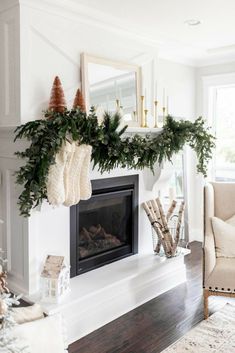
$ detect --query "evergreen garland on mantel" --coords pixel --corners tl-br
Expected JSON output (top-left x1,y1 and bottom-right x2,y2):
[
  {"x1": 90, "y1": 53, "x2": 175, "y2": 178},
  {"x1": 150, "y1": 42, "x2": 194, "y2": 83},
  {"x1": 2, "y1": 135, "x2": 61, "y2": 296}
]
[{"x1": 14, "y1": 108, "x2": 215, "y2": 217}]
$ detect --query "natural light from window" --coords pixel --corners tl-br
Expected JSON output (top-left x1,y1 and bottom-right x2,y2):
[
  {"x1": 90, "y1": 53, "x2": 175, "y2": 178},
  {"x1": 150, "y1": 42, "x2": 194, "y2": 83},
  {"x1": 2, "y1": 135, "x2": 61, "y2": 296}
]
[{"x1": 213, "y1": 85, "x2": 235, "y2": 181}]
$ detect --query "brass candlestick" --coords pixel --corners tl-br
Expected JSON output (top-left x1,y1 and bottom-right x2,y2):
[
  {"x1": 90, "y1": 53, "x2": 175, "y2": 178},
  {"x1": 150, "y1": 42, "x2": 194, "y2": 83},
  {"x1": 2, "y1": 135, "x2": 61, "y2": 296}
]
[
  {"x1": 144, "y1": 109, "x2": 148, "y2": 128},
  {"x1": 133, "y1": 110, "x2": 137, "y2": 122},
  {"x1": 154, "y1": 100, "x2": 158, "y2": 128},
  {"x1": 116, "y1": 99, "x2": 120, "y2": 111},
  {"x1": 140, "y1": 96, "x2": 147, "y2": 127},
  {"x1": 162, "y1": 106, "x2": 166, "y2": 125}
]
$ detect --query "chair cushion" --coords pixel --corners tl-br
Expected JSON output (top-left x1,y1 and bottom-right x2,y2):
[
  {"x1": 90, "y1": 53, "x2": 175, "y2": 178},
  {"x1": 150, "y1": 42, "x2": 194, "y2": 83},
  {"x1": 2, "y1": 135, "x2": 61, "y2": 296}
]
[
  {"x1": 211, "y1": 216, "x2": 235, "y2": 257},
  {"x1": 205, "y1": 257, "x2": 235, "y2": 291}
]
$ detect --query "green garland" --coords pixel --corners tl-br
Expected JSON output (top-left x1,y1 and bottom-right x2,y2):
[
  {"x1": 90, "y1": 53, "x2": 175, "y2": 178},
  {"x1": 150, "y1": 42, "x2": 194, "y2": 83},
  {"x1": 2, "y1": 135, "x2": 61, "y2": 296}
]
[{"x1": 14, "y1": 108, "x2": 215, "y2": 217}]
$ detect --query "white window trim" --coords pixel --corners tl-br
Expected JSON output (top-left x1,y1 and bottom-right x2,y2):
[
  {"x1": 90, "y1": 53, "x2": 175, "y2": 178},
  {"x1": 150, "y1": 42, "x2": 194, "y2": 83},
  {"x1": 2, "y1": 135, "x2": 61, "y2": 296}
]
[
  {"x1": 202, "y1": 72, "x2": 235, "y2": 122},
  {"x1": 202, "y1": 72, "x2": 235, "y2": 181}
]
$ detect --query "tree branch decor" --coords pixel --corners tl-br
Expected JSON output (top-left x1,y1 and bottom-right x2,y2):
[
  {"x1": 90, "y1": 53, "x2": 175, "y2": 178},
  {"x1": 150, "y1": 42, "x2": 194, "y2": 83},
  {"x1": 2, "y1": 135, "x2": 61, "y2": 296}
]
[
  {"x1": 14, "y1": 108, "x2": 215, "y2": 217},
  {"x1": 143, "y1": 198, "x2": 185, "y2": 257}
]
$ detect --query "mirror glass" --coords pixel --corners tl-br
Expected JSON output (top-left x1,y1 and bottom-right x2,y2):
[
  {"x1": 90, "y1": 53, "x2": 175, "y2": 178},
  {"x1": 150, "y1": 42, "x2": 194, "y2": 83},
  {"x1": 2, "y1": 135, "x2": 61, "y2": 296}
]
[{"x1": 82, "y1": 55, "x2": 141, "y2": 126}]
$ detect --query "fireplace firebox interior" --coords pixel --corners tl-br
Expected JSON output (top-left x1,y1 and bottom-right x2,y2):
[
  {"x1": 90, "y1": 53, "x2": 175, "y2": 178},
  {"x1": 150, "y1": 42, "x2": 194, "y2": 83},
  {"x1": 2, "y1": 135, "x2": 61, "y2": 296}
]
[{"x1": 70, "y1": 175, "x2": 139, "y2": 277}]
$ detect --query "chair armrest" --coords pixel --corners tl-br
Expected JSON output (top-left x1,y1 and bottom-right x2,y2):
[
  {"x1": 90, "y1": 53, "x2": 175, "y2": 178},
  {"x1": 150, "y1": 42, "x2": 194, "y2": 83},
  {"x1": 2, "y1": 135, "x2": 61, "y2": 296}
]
[
  {"x1": 203, "y1": 183, "x2": 216, "y2": 287},
  {"x1": 203, "y1": 230, "x2": 216, "y2": 286}
]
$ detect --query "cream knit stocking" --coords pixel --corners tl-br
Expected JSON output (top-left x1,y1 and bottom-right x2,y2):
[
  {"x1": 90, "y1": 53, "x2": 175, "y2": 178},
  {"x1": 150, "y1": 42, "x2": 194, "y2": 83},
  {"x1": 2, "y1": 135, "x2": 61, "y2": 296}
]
[
  {"x1": 80, "y1": 145, "x2": 92, "y2": 200},
  {"x1": 63, "y1": 143, "x2": 87, "y2": 207},
  {"x1": 46, "y1": 141, "x2": 72, "y2": 206}
]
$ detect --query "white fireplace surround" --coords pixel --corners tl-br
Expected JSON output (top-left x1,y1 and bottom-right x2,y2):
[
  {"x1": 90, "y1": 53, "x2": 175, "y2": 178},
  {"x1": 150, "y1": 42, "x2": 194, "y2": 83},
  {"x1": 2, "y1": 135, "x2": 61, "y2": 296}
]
[
  {"x1": 0, "y1": 0, "x2": 194, "y2": 343},
  {"x1": 0, "y1": 125, "x2": 190, "y2": 343}
]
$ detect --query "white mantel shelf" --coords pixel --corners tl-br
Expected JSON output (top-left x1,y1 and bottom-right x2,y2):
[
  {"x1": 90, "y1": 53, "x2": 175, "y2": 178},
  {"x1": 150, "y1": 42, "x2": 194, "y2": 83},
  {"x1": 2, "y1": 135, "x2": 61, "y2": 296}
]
[{"x1": 26, "y1": 248, "x2": 190, "y2": 344}]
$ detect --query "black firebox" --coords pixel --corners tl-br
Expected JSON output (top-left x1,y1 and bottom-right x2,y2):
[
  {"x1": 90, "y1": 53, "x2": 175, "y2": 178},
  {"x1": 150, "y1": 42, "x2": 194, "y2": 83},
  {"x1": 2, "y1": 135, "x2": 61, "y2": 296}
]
[{"x1": 70, "y1": 175, "x2": 139, "y2": 277}]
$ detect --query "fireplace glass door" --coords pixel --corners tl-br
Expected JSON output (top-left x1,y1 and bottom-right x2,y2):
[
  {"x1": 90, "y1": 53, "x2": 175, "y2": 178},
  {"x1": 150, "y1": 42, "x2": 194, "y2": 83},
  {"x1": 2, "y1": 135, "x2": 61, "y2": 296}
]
[
  {"x1": 70, "y1": 175, "x2": 138, "y2": 277},
  {"x1": 79, "y1": 190, "x2": 132, "y2": 259}
]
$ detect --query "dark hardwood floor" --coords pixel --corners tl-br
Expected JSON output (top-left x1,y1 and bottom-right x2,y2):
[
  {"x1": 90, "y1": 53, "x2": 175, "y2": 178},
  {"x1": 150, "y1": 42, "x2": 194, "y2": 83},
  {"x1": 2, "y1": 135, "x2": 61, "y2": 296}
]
[{"x1": 69, "y1": 241, "x2": 234, "y2": 353}]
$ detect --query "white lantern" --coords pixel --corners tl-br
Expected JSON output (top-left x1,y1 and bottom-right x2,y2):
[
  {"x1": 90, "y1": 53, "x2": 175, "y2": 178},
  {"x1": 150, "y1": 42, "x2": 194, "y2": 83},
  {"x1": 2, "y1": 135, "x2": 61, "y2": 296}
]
[{"x1": 40, "y1": 255, "x2": 70, "y2": 303}]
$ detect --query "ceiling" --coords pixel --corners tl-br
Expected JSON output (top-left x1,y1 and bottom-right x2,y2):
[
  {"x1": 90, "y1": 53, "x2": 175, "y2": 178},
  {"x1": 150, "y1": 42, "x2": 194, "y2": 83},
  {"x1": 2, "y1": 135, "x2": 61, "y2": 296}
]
[{"x1": 72, "y1": 0, "x2": 235, "y2": 66}]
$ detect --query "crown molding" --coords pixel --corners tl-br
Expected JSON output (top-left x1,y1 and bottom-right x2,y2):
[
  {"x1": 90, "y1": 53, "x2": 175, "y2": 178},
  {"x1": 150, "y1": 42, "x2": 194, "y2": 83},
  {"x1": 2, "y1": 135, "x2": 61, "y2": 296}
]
[
  {"x1": 158, "y1": 51, "x2": 197, "y2": 67},
  {"x1": 195, "y1": 53, "x2": 235, "y2": 68}
]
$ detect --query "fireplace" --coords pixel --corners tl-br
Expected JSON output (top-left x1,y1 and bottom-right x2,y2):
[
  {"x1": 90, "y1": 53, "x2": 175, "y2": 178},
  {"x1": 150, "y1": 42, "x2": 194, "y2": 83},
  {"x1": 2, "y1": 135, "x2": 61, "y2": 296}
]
[{"x1": 70, "y1": 175, "x2": 139, "y2": 277}]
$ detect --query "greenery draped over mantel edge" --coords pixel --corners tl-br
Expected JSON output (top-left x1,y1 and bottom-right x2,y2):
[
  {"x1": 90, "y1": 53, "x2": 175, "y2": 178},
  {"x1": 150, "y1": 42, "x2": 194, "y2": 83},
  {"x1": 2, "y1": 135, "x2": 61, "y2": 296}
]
[{"x1": 14, "y1": 108, "x2": 215, "y2": 217}]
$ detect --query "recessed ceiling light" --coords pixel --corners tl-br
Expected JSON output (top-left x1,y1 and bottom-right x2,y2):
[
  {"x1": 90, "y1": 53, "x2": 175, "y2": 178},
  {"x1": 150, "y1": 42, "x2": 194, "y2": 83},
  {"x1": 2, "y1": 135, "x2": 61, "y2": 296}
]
[{"x1": 184, "y1": 19, "x2": 201, "y2": 26}]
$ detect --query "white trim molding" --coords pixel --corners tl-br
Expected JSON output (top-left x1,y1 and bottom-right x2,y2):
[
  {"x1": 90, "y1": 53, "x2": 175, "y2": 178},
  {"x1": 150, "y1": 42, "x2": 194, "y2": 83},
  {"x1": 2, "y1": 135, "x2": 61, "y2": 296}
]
[{"x1": 0, "y1": 3, "x2": 21, "y2": 126}]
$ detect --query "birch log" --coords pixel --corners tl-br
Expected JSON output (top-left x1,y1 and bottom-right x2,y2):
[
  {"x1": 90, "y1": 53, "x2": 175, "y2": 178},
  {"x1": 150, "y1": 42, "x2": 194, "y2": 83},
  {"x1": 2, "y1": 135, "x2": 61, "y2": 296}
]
[
  {"x1": 146, "y1": 200, "x2": 156, "y2": 222},
  {"x1": 156, "y1": 198, "x2": 174, "y2": 248},
  {"x1": 166, "y1": 200, "x2": 177, "y2": 221},
  {"x1": 143, "y1": 202, "x2": 163, "y2": 250},
  {"x1": 149, "y1": 200, "x2": 163, "y2": 253},
  {"x1": 172, "y1": 201, "x2": 185, "y2": 255},
  {"x1": 143, "y1": 198, "x2": 185, "y2": 258},
  {"x1": 151, "y1": 199, "x2": 172, "y2": 255},
  {"x1": 142, "y1": 202, "x2": 169, "y2": 255}
]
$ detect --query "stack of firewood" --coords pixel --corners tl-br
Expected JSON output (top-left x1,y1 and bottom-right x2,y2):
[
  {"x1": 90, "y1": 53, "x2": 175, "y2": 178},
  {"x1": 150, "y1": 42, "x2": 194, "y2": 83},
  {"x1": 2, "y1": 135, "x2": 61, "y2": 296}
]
[
  {"x1": 143, "y1": 198, "x2": 185, "y2": 258},
  {"x1": 79, "y1": 225, "x2": 122, "y2": 258}
]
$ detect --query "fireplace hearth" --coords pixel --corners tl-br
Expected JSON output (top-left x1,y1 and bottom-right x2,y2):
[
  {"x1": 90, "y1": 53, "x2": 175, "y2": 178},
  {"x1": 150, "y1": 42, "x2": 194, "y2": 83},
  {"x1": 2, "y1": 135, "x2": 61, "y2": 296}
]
[{"x1": 70, "y1": 175, "x2": 139, "y2": 277}]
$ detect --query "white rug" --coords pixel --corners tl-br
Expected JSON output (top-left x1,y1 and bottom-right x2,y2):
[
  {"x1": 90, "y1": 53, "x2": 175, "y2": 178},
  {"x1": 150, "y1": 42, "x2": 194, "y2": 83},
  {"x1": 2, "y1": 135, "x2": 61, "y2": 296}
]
[{"x1": 162, "y1": 304, "x2": 235, "y2": 352}]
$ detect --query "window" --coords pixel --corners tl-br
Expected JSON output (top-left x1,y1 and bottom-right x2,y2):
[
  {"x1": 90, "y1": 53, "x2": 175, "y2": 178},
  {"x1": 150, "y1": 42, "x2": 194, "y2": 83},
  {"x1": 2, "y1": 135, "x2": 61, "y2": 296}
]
[
  {"x1": 168, "y1": 153, "x2": 185, "y2": 199},
  {"x1": 211, "y1": 85, "x2": 235, "y2": 181},
  {"x1": 163, "y1": 152, "x2": 189, "y2": 245}
]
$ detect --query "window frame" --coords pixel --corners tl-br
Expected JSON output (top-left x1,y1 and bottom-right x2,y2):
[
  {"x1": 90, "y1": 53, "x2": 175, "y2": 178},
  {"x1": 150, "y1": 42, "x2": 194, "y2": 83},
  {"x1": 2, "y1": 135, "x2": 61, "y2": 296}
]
[{"x1": 203, "y1": 72, "x2": 235, "y2": 181}]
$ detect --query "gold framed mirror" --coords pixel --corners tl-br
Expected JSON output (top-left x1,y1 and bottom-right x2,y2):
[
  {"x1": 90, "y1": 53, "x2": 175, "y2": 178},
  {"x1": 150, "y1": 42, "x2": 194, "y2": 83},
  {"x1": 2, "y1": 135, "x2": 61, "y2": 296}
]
[{"x1": 81, "y1": 53, "x2": 141, "y2": 127}]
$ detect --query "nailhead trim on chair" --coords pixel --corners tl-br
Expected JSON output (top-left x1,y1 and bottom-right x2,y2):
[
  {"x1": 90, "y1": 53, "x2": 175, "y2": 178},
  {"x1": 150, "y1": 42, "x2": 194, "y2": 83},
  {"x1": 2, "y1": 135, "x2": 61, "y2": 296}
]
[{"x1": 207, "y1": 287, "x2": 234, "y2": 292}]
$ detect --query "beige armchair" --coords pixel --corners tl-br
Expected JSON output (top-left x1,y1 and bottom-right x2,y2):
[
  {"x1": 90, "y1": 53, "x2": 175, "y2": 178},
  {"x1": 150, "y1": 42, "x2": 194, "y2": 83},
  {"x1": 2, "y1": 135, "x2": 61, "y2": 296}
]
[{"x1": 203, "y1": 182, "x2": 235, "y2": 319}]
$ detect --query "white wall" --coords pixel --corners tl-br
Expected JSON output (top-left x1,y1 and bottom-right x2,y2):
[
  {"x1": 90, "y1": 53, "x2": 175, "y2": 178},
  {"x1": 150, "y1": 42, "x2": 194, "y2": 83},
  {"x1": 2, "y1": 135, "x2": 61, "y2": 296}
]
[
  {"x1": 157, "y1": 58, "x2": 195, "y2": 119},
  {"x1": 194, "y1": 61, "x2": 235, "y2": 242},
  {"x1": 0, "y1": 0, "x2": 197, "y2": 295},
  {"x1": 18, "y1": 4, "x2": 196, "y2": 124}
]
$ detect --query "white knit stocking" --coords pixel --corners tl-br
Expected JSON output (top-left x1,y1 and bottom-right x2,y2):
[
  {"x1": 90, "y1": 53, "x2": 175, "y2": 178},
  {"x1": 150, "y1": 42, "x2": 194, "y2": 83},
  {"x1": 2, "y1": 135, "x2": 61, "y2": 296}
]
[
  {"x1": 80, "y1": 145, "x2": 92, "y2": 200},
  {"x1": 46, "y1": 141, "x2": 72, "y2": 206},
  {"x1": 63, "y1": 144, "x2": 87, "y2": 207}
]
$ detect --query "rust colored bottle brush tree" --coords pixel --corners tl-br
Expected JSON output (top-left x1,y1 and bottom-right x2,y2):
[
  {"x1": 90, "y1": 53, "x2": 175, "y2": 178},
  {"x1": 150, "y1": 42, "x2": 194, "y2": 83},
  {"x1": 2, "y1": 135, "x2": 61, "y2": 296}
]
[{"x1": 48, "y1": 76, "x2": 67, "y2": 113}]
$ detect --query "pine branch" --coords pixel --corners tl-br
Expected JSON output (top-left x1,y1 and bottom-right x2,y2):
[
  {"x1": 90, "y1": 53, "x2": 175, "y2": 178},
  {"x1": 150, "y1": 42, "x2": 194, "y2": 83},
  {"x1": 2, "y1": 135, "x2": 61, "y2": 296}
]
[{"x1": 14, "y1": 110, "x2": 215, "y2": 217}]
